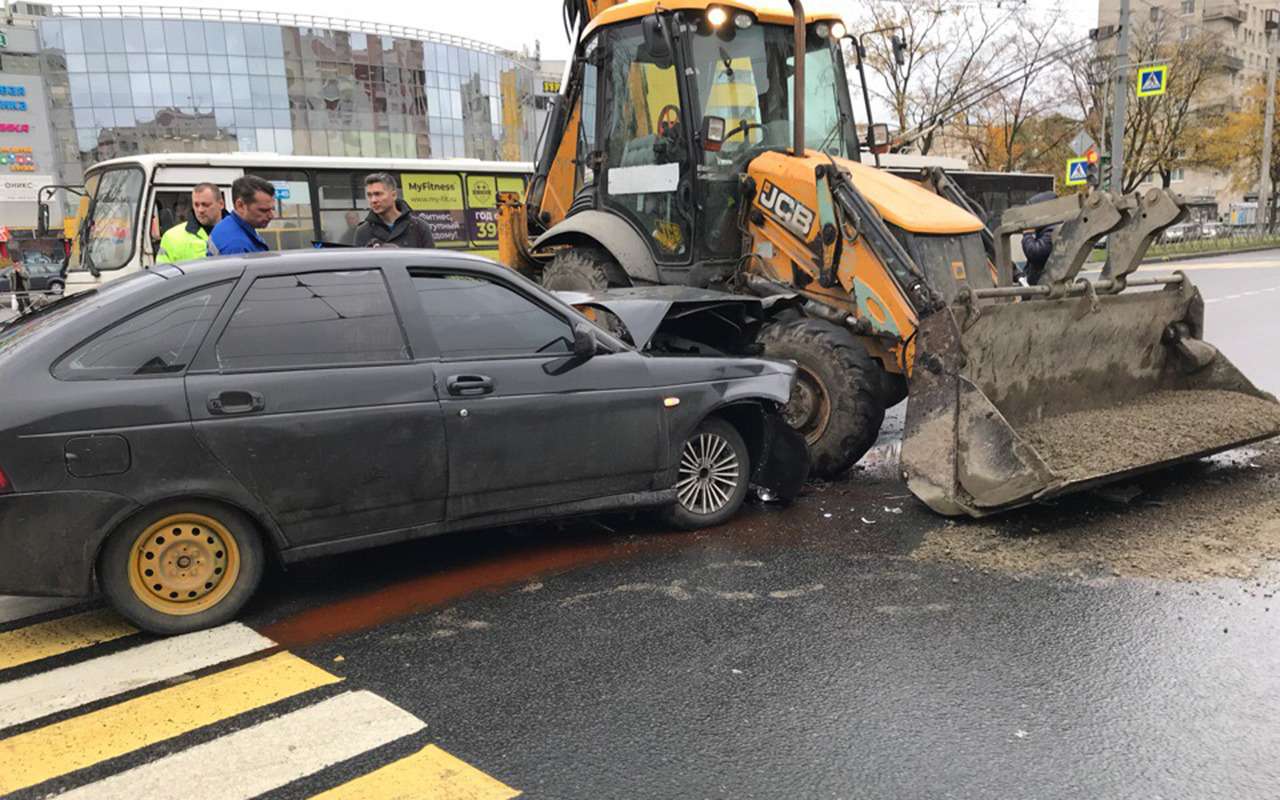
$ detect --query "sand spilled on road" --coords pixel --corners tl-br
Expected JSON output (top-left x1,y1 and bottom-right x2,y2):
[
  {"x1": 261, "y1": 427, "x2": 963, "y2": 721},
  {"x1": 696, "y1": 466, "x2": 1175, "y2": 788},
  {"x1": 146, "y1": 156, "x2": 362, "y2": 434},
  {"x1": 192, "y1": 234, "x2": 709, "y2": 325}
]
[{"x1": 911, "y1": 439, "x2": 1280, "y2": 582}]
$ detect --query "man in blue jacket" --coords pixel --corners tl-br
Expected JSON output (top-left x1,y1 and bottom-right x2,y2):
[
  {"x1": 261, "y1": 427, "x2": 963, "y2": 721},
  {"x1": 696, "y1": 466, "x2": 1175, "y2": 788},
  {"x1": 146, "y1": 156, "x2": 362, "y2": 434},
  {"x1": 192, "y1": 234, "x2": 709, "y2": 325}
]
[{"x1": 208, "y1": 175, "x2": 275, "y2": 256}]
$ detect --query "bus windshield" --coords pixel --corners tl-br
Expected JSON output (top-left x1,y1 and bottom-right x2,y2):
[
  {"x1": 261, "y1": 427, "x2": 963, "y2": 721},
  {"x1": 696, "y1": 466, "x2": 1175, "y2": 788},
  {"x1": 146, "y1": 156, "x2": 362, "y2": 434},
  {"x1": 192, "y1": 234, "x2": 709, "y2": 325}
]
[{"x1": 75, "y1": 167, "x2": 144, "y2": 272}]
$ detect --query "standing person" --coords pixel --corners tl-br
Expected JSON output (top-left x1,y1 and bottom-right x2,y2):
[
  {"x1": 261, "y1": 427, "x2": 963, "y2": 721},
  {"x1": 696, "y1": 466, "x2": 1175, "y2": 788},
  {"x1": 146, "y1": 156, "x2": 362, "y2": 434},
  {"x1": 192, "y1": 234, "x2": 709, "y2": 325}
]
[
  {"x1": 208, "y1": 175, "x2": 276, "y2": 256},
  {"x1": 1020, "y1": 190, "x2": 1057, "y2": 286},
  {"x1": 354, "y1": 173, "x2": 435, "y2": 248},
  {"x1": 157, "y1": 183, "x2": 226, "y2": 264}
]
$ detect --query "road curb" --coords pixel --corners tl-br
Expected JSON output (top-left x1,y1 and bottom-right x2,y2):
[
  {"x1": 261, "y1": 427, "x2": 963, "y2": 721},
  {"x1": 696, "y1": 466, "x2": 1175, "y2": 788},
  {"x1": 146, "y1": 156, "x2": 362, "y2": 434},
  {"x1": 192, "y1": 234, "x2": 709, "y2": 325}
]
[{"x1": 1141, "y1": 243, "x2": 1280, "y2": 264}]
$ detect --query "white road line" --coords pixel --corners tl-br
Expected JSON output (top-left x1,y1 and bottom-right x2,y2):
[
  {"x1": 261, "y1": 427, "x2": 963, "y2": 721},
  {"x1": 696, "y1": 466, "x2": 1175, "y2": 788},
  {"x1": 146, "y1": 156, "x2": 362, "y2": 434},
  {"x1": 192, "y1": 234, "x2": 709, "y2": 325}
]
[
  {"x1": 0, "y1": 623, "x2": 272, "y2": 730},
  {"x1": 57, "y1": 691, "x2": 426, "y2": 800}
]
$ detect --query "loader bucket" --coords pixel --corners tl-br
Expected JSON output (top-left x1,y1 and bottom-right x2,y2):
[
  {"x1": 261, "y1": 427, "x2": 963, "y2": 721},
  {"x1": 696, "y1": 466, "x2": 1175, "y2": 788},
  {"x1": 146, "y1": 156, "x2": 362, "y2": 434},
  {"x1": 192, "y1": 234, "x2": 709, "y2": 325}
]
[{"x1": 901, "y1": 276, "x2": 1280, "y2": 517}]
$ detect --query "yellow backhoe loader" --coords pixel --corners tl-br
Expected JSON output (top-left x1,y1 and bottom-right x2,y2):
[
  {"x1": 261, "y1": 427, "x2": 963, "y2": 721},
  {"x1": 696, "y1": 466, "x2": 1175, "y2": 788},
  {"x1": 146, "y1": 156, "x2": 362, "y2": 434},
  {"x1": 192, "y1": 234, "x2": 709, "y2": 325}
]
[{"x1": 498, "y1": 0, "x2": 1280, "y2": 516}]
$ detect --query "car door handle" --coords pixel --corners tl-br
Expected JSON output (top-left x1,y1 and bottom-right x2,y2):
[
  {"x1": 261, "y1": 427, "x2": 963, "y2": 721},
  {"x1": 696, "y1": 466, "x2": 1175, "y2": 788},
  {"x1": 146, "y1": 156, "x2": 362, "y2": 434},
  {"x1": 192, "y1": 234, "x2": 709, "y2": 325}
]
[
  {"x1": 446, "y1": 374, "x2": 494, "y2": 397},
  {"x1": 208, "y1": 390, "x2": 266, "y2": 415}
]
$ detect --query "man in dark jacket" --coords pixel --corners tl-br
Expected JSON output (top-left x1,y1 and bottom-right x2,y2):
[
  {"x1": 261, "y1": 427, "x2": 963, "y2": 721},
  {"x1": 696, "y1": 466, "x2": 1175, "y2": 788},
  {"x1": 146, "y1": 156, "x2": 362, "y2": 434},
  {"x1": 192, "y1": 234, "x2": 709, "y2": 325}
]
[
  {"x1": 1020, "y1": 190, "x2": 1057, "y2": 285},
  {"x1": 354, "y1": 172, "x2": 435, "y2": 248}
]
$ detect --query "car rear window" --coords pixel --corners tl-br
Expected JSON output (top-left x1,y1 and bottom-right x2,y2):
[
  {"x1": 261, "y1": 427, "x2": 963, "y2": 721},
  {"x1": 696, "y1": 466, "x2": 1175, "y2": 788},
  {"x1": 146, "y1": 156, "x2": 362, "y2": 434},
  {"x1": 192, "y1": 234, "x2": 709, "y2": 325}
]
[
  {"x1": 0, "y1": 272, "x2": 162, "y2": 363},
  {"x1": 54, "y1": 282, "x2": 234, "y2": 379}
]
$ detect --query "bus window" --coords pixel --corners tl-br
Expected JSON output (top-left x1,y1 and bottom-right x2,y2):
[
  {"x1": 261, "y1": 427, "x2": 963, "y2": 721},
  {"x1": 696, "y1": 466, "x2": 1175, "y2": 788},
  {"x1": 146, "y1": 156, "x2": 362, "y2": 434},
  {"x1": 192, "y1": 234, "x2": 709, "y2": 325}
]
[
  {"x1": 465, "y1": 173, "x2": 526, "y2": 248},
  {"x1": 256, "y1": 170, "x2": 315, "y2": 250},
  {"x1": 400, "y1": 172, "x2": 466, "y2": 248},
  {"x1": 316, "y1": 170, "x2": 364, "y2": 245}
]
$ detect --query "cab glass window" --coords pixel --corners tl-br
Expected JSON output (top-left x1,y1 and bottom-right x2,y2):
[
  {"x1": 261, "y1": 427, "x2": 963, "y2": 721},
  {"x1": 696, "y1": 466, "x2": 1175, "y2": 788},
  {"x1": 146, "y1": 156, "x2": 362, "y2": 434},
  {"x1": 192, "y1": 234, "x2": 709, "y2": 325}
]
[
  {"x1": 216, "y1": 270, "x2": 408, "y2": 370},
  {"x1": 54, "y1": 282, "x2": 233, "y2": 379},
  {"x1": 414, "y1": 273, "x2": 572, "y2": 359}
]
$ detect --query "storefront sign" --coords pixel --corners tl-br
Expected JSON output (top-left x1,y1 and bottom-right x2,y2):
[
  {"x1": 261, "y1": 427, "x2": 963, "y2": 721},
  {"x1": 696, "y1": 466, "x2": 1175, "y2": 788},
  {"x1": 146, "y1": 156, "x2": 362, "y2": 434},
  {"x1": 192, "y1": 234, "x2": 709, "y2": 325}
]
[
  {"x1": 0, "y1": 146, "x2": 34, "y2": 172},
  {"x1": 0, "y1": 123, "x2": 29, "y2": 133},
  {"x1": 0, "y1": 174, "x2": 51, "y2": 202},
  {"x1": 0, "y1": 101, "x2": 27, "y2": 111},
  {"x1": 0, "y1": 86, "x2": 26, "y2": 97}
]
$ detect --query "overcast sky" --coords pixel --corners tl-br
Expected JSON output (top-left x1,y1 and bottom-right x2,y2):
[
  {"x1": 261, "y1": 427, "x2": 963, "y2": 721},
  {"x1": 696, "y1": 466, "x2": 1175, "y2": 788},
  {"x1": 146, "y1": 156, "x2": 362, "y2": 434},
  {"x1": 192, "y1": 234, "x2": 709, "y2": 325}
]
[{"x1": 50, "y1": 0, "x2": 1100, "y2": 62}]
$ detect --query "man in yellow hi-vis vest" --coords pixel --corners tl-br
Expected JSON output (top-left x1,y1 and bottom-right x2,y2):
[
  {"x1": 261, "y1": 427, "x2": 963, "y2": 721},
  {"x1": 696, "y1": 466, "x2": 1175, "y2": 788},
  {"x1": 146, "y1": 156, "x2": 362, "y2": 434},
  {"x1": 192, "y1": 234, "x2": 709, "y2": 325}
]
[{"x1": 156, "y1": 183, "x2": 225, "y2": 264}]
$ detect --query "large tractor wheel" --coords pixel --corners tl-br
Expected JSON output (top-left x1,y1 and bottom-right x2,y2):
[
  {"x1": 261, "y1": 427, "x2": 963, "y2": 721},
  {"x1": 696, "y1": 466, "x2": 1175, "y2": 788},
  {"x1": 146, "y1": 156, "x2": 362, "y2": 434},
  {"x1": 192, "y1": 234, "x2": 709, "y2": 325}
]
[
  {"x1": 759, "y1": 318, "x2": 887, "y2": 478},
  {"x1": 541, "y1": 247, "x2": 620, "y2": 292},
  {"x1": 98, "y1": 500, "x2": 266, "y2": 635}
]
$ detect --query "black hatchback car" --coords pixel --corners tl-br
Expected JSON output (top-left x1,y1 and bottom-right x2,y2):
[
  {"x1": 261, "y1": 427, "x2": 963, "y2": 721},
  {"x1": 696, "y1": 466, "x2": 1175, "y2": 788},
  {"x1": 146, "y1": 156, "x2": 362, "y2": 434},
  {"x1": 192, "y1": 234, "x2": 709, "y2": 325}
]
[{"x1": 0, "y1": 250, "x2": 802, "y2": 634}]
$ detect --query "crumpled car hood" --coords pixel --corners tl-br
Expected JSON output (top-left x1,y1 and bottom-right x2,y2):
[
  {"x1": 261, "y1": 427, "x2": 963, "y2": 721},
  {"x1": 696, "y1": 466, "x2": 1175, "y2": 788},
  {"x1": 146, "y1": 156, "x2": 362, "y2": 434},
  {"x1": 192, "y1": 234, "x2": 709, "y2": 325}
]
[{"x1": 555, "y1": 286, "x2": 797, "y2": 354}]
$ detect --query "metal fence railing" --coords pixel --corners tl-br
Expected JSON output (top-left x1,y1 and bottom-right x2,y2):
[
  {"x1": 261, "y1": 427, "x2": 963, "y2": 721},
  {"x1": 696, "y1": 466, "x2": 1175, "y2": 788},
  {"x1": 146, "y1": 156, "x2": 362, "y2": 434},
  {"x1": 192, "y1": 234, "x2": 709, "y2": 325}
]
[{"x1": 1146, "y1": 230, "x2": 1280, "y2": 259}]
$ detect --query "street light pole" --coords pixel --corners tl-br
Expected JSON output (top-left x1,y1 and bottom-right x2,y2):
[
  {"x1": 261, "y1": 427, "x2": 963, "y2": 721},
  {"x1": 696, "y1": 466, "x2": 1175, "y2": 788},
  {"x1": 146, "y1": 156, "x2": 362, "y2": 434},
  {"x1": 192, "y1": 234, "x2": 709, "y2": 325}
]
[
  {"x1": 1109, "y1": 0, "x2": 1132, "y2": 193},
  {"x1": 1257, "y1": 11, "x2": 1279, "y2": 233}
]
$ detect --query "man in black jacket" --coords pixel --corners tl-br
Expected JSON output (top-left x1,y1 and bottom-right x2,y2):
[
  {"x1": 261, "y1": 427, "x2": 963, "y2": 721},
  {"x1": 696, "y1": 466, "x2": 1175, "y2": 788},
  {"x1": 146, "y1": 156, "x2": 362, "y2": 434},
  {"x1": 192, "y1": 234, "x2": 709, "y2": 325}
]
[
  {"x1": 1020, "y1": 190, "x2": 1057, "y2": 285},
  {"x1": 354, "y1": 172, "x2": 435, "y2": 248}
]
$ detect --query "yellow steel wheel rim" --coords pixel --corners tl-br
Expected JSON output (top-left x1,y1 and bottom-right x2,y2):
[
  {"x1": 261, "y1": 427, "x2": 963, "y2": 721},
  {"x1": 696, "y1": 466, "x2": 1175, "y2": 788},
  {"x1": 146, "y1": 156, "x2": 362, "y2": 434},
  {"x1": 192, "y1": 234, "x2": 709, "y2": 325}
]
[{"x1": 127, "y1": 513, "x2": 241, "y2": 616}]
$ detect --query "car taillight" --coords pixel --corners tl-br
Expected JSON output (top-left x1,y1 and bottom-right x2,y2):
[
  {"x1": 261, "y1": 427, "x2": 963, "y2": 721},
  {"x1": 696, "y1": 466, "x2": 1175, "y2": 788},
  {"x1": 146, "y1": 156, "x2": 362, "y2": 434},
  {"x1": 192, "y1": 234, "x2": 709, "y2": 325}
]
[{"x1": 0, "y1": 463, "x2": 10, "y2": 494}]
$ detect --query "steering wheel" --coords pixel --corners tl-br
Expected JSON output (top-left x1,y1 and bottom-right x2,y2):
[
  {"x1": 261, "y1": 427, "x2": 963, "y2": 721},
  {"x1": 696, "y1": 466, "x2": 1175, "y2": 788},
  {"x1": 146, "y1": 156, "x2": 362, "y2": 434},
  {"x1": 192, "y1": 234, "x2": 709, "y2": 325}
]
[
  {"x1": 656, "y1": 104, "x2": 681, "y2": 136},
  {"x1": 722, "y1": 120, "x2": 766, "y2": 145}
]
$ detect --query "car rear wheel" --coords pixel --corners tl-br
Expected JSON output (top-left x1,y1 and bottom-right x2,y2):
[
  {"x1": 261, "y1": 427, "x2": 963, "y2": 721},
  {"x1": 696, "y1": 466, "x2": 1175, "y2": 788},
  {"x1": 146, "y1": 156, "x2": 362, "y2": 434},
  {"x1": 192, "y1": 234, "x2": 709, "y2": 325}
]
[
  {"x1": 99, "y1": 501, "x2": 265, "y2": 635},
  {"x1": 662, "y1": 418, "x2": 751, "y2": 530},
  {"x1": 48, "y1": 280, "x2": 64, "y2": 295}
]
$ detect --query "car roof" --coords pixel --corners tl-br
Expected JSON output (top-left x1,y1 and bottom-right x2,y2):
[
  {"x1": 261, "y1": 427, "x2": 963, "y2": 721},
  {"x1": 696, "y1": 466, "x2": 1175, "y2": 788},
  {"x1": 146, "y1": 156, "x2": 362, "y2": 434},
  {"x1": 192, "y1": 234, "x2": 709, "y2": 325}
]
[{"x1": 190, "y1": 248, "x2": 506, "y2": 278}]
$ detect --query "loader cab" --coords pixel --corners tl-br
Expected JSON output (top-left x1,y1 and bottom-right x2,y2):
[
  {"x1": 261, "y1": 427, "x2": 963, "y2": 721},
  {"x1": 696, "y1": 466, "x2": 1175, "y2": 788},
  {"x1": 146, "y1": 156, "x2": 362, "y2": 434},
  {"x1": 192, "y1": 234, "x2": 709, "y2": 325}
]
[{"x1": 567, "y1": 6, "x2": 858, "y2": 281}]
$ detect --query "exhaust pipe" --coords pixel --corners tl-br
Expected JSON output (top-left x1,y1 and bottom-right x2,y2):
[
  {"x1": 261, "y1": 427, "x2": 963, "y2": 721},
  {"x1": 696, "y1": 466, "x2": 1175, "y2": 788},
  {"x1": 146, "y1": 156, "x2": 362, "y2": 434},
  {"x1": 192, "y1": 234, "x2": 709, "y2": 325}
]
[{"x1": 789, "y1": 0, "x2": 805, "y2": 155}]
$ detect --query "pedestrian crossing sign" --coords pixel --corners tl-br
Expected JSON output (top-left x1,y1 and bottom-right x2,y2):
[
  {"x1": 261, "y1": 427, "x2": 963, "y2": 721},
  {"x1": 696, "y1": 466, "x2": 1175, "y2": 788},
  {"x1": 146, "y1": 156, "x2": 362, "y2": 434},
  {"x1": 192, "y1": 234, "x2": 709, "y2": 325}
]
[
  {"x1": 1065, "y1": 157, "x2": 1089, "y2": 186},
  {"x1": 1136, "y1": 65, "x2": 1168, "y2": 97}
]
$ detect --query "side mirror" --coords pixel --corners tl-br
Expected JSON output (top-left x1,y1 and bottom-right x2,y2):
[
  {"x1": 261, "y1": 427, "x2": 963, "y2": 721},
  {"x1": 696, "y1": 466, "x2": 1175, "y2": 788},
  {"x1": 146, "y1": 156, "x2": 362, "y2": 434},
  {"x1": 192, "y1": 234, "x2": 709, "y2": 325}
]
[
  {"x1": 892, "y1": 34, "x2": 907, "y2": 67},
  {"x1": 868, "y1": 123, "x2": 890, "y2": 148},
  {"x1": 701, "y1": 116, "x2": 726, "y2": 152},
  {"x1": 641, "y1": 15, "x2": 672, "y2": 65},
  {"x1": 572, "y1": 322, "x2": 597, "y2": 358},
  {"x1": 36, "y1": 202, "x2": 49, "y2": 238}
]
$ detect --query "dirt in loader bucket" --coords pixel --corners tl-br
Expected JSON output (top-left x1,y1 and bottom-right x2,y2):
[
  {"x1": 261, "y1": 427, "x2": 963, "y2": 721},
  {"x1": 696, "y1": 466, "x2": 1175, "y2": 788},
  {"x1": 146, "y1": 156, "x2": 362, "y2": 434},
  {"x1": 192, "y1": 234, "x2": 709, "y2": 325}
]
[{"x1": 901, "y1": 277, "x2": 1280, "y2": 517}]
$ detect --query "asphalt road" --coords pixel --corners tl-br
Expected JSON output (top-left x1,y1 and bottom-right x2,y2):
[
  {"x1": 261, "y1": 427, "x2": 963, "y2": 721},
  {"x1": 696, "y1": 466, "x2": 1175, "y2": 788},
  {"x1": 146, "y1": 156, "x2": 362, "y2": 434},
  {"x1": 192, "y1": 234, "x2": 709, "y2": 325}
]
[{"x1": 3, "y1": 249, "x2": 1280, "y2": 799}]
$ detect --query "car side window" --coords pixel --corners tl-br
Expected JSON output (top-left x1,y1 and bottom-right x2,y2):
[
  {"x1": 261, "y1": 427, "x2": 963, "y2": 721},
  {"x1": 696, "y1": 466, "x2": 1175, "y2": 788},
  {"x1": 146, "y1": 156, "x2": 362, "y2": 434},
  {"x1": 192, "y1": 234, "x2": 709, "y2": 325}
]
[
  {"x1": 54, "y1": 282, "x2": 234, "y2": 380},
  {"x1": 414, "y1": 273, "x2": 573, "y2": 359},
  {"x1": 215, "y1": 270, "x2": 409, "y2": 371}
]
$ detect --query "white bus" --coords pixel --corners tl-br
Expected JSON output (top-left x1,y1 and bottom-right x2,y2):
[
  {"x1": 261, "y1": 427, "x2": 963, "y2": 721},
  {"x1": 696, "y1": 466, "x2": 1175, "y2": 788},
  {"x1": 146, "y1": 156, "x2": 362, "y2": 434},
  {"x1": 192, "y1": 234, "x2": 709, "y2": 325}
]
[{"x1": 44, "y1": 153, "x2": 532, "y2": 294}]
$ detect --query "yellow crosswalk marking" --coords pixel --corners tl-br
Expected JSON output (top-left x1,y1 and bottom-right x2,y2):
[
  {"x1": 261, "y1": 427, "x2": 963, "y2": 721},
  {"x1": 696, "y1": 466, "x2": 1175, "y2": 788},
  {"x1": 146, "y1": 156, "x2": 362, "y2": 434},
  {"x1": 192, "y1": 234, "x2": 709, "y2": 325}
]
[
  {"x1": 311, "y1": 744, "x2": 521, "y2": 800},
  {"x1": 0, "y1": 609, "x2": 137, "y2": 672},
  {"x1": 0, "y1": 651, "x2": 339, "y2": 795}
]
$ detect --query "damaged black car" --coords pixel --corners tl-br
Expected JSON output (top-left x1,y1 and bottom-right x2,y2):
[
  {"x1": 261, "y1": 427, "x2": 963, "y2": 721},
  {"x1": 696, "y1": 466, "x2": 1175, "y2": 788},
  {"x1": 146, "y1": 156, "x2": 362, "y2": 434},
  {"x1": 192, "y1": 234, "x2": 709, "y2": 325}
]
[{"x1": 0, "y1": 250, "x2": 806, "y2": 634}]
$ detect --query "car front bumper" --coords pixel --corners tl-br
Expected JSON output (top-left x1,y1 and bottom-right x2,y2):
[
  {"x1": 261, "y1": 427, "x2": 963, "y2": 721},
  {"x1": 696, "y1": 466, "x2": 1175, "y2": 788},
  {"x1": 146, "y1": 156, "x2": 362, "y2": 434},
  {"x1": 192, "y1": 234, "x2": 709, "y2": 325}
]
[{"x1": 0, "y1": 491, "x2": 138, "y2": 597}]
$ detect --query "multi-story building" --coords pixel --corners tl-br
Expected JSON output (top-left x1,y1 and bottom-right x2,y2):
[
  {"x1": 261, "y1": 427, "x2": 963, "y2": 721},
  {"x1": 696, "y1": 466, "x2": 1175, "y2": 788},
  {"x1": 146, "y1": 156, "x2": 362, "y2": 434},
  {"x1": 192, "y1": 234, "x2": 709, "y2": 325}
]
[
  {"x1": 0, "y1": 3, "x2": 550, "y2": 230},
  {"x1": 1098, "y1": 0, "x2": 1276, "y2": 214}
]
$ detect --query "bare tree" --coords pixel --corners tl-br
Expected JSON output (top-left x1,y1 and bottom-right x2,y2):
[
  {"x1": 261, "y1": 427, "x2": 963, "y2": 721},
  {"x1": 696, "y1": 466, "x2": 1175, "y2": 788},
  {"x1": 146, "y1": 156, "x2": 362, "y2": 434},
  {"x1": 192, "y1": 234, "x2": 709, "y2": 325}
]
[
  {"x1": 955, "y1": 16, "x2": 1075, "y2": 172},
  {"x1": 1065, "y1": 15, "x2": 1221, "y2": 192},
  {"x1": 853, "y1": 0, "x2": 1018, "y2": 154}
]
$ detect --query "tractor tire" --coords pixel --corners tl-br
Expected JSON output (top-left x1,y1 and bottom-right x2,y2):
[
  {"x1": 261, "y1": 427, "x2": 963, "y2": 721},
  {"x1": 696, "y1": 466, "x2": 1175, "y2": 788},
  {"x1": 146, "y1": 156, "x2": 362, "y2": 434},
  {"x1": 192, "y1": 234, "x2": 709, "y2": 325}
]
[
  {"x1": 759, "y1": 318, "x2": 887, "y2": 478},
  {"x1": 541, "y1": 247, "x2": 620, "y2": 291}
]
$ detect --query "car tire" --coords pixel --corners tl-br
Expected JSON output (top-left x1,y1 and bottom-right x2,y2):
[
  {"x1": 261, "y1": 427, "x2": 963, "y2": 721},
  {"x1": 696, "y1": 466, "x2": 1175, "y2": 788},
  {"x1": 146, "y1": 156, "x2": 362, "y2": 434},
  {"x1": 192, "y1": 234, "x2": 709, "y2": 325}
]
[
  {"x1": 98, "y1": 500, "x2": 265, "y2": 635},
  {"x1": 541, "y1": 247, "x2": 621, "y2": 291},
  {"x1": 662, "y1": 417, "x2": 751, "y2": 530},
  {"x1": 758, "y1": 318, "x2": 886, "y2": 478},
  {"x1": 49, "y1": 280, "x2": 64, "y2": 295}
]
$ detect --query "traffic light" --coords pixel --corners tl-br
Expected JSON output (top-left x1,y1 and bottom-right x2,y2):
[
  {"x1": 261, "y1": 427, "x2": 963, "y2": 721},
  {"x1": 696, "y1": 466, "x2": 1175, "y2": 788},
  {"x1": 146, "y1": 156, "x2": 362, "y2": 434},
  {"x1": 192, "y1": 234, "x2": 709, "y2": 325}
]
[{"x1": 1085, "y1": 149, "x2": 1101, "y2": 187}]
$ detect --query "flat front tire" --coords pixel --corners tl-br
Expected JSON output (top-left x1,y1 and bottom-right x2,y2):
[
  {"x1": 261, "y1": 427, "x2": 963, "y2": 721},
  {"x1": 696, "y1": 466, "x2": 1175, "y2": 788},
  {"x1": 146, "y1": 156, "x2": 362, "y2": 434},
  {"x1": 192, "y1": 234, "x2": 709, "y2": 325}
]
[
  {"x1": 99, "y1": 501, "x2": 265, "y2": 635},
  {"x1": 662, "y1": 418, "x2": 751, "y2": 530}
]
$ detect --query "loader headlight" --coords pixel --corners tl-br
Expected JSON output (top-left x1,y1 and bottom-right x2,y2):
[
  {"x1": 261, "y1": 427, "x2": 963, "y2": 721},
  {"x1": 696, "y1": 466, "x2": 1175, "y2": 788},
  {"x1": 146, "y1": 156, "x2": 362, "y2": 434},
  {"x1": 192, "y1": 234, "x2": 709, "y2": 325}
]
[
  {"x1": 706, "y1": 6, "x2": 728, "y2": 28},
  {"x1": 815, "y1": 22, "x2": 830, "y2": 38},
  {"x1": 830, "y1": 21, "x2": 847, "y2": 39},
  {"x1": 734, "y1": 11, "x2": 754, "y2": 29}
]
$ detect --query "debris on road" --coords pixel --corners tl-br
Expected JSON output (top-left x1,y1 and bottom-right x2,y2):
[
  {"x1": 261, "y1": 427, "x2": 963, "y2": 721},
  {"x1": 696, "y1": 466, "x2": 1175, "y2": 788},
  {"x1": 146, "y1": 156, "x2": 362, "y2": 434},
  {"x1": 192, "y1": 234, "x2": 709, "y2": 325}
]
[{"x1": 912, "y1": 441, "x2": 1280, "y2": 582}]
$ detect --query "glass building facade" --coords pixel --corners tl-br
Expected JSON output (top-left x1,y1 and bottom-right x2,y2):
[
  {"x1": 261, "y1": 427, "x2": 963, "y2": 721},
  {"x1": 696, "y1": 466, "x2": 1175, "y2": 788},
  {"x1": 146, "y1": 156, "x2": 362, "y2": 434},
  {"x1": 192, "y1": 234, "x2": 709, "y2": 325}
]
[{"x1": 32, "y1": 7, "x2": 546, "y2": 186}]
